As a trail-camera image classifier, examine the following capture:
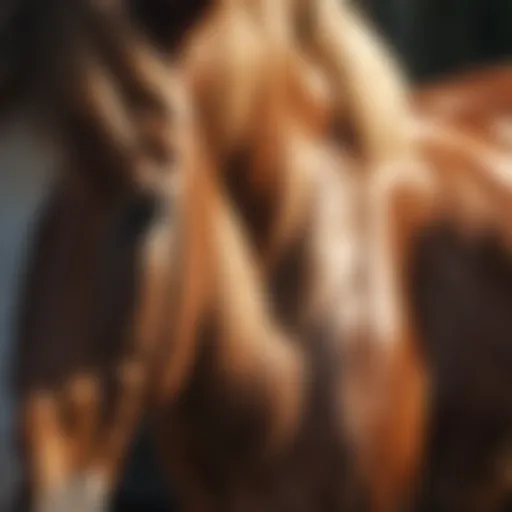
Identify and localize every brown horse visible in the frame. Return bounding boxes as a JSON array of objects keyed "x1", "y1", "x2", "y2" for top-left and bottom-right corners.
[
  {"x1": 10, "y1": 1, "x2": 512, "y2": 511},
  {"x1": 143, "y1": 2, "x2": 512, "y2": 510},
  {"x1": 145, "y1": 2, "x2": 429, "y2": 510},
  {"x1": 13, "y1": 0, "x2": 417, "y2": 506},
  {"x1": 4, "y1": 1, "x2": 200, "y2": 510}
]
